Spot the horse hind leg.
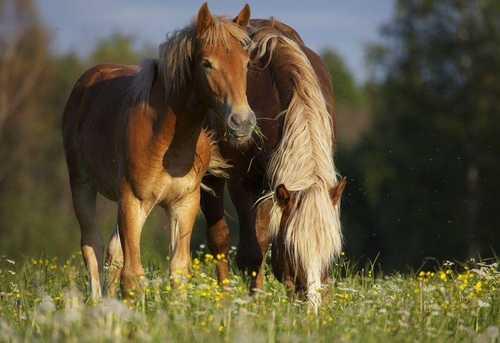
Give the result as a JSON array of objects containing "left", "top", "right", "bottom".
[
  {"left": 105, "top": 226, "right": 123, "bottom": 297},
  {"left": 200, "top": 175, "right": 231, "bottom": 284},
  {"left": 71, "top": 182, "right": 104, "bottom": 300},
  {"left": 228, "top": 180, "right": 268, "bottom": 292}
]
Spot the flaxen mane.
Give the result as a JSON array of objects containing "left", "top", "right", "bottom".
[
  {"left": 158, "top": 17, "right": 252, "bottom": 99},
  {"left": 129, "top": 17, "right": 252, "bottom": 105},
  {"left": 253, "top": 28, "right": 342, "bottom": 305}
]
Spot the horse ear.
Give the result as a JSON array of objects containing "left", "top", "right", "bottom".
[
  {"left": 197, "top": 2, "right": 214, "bottom": 37},
  {"left": 330, "top": 177, "right": 347, "bottom": 206},
  {"left": 275, "top": 184, "right": 290, "bottom": 207},
  {"left": 233, "top": 4, "right": 251, "bottom": 27}
]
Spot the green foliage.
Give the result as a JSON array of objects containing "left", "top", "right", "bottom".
[
  {"left": 321, "top": 49, "right": 364, "bottom": 108},
  {"left": 90, "top": 33, "right": 142, "bottom": 65},
  {"left": 0, "top": 255, "right": 498, "bottom": 342},
  {"left": 342, "top": 0, "right": 500, "bottom": 269},
  {"left": 0, "top": 3, "right": 162, "bottom": 259}
]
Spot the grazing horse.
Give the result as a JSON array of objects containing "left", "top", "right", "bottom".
[
  {"left": 201, "top": 19, "right": 346, "bottom": 308},
  {"left": 62, "top": 3, "right": 255, "bottom": 299}
]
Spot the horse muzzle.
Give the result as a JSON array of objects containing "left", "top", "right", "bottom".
[{"left": 226, "top": 111, "right": 256, "bottom": 143}]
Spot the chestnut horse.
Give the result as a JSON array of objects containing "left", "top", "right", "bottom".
[
  {"left": 62, "top": 3, "right": 255, "bottom": 299},
  {"left": 201, "top": 19, "right": 346, "bottom": 308}
]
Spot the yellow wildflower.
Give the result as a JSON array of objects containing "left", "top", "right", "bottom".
[
  {"left": 205, "top": 254, "right": 214, "bottom": 262},
  {"left": 474, "top": 281, "right": 482, "bottom": 293}
]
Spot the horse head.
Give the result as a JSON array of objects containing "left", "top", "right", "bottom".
[
  {"left": 271, "top": 177, "right": 347, "bottom": 306},
  {"left": 193, "top": 3, "right": 256, "bottom": 146}
]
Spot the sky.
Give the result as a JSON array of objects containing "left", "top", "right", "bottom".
[{"left": 37, "top": 0, "right": 394, "bottom": 82}]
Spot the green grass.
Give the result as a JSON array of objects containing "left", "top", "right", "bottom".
[{"left": 0, "top": 252, "right": 498, "bottom": 342}]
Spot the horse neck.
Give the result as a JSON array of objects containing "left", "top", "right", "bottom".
[{"left": 150, "top": 77, "right": 207, "bottom": 145}]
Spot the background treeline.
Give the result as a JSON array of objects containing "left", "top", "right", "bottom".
[{"left": 0, "top": 0, "right": 498, "bottom": 271}]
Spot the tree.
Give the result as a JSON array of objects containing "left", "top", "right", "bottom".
[
  {"left": 0, "top": 2, "right": 160, "bottom": 259},
  {"left": 321, "top": 49, "right": 371, "bottom": 146},
  {"left": 90, "top": 33, "right": 143, "bottom": 66},
  {"left": 321, "top": 49, "right": 363, "bottom": 108},
  {"left": 345, "top": 0, "right": 500, "bottom": 269},
  {"left": 0, "top": 0, "right": 48, "bottom": 139}
]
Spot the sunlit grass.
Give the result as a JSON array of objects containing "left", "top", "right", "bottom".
[{"left": 0, "top": 251, "right": 498, "bottom": 342}]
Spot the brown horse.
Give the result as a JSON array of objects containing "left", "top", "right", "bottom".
[
  {"left": 62, "top": 3, "right": 255, "bottom": 299},
  {"left": 201, "top": 19, "right": 346, "bottom": 308}
]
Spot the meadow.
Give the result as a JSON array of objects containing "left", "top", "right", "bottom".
[{"left": 0, "top": 251, "right": 498, "bottom": 342}]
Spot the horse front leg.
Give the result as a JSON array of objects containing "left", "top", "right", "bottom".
[
  {"left": 118, "top": 184, "right": 150, "bottom": 298},
  {"left": 167, "top": 190, "right": 200, "bottom": 286}
]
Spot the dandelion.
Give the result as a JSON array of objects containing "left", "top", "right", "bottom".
[{"left": 439, "top": 271, "right": 447, "bottom": 282}]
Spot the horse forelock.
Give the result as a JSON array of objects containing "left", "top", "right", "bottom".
[
  {"left": 254, "top": 29, "right": 342, "bottom": 301},
  {"left": 157, "top": 17, "right": 252, "bottom": 100}
]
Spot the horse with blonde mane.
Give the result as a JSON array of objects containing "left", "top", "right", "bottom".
[
  {"left": 62, "top": 3, "right": 255, "bottom": 299},
  {"left": 201, "top": 19, "right": 346, "bottom": 309}
]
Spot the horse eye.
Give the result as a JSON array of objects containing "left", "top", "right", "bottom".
[{"left": 202, "top": 59, "right": 213, "bottom": 69}]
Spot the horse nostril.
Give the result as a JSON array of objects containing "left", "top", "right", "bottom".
[
  {"left": 227, "top": 112, "right": 256, "bottom": 136},
  {"left": 228, "top": 113, "right": 243, "bottom": 129}
]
